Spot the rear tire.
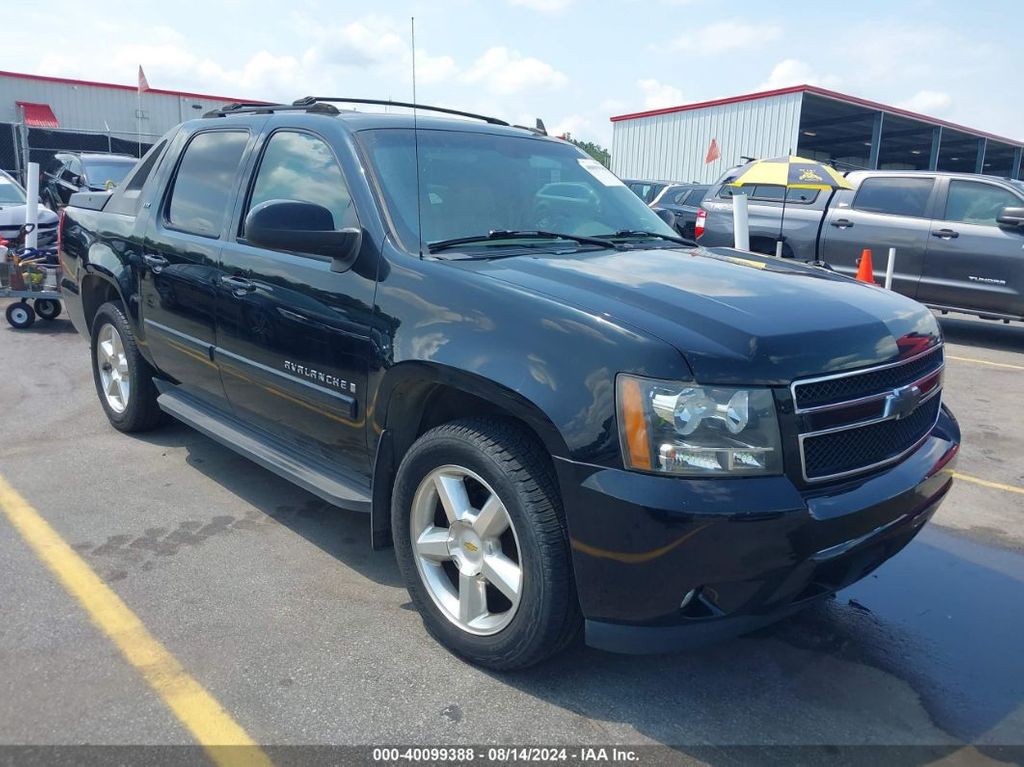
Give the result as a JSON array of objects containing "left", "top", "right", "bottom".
[
  {"left": 90, "top": 302, "right": 163, "bottom": 432},
  {"left": 6, "top": 301, "right": 35, "bottom": 329},
  {"left": 392, "top": 418, "right": 581, "bottom": 670}
]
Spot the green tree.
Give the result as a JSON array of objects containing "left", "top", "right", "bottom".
[{"left": 561, "top": 133, "right": 611, "bottom": 169}]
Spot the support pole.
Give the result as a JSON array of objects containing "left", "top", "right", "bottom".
[
  {"left": 869, "top": 112, "right": 884, "bottom": 170},
  {"left": 929, "top": 126, "right": 942, "bottom": 171},
  {"left": 25, "top": 161, "right": 39, "bottom": 250},
  {"left": 884, "top": 247, "right": 896, "bottom": 290},
  {"left": 733, "top": 193, "right": 750, "bottom": 251}
]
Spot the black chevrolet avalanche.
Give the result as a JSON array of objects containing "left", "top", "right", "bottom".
[{"left": 58, "top": 99, "right": 961, "bottom": 669}]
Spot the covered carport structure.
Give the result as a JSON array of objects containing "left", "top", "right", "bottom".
[
  {"left": 794, "top": 87, "right": 1022, "bottom": 177},
  {"left": 610, "top": 85, "right": 1023, "bottom": 184}
]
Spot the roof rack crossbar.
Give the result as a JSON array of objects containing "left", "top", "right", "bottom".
[
  {"left": 203, "top": 101, "right": 340, "bottom": 118},
  {"left": 297, "top": 97, "right": 509, "bottom": 126}
]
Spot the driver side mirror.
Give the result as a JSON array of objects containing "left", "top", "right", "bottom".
[
  {"left": 996, "top": 206, "right": 1024, "bottom": 230},
  {"left": 244, "top": 199, "right": 362, "bottom": 272}
]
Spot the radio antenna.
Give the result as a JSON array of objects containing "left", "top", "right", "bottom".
[{"left": 411, "top": 16, "right": 423, "bottom": 259}]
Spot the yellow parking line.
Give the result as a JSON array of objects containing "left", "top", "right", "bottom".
[
  {"left": 946, "top": 354, "right": 1024, "bottom": 371},
  {"left": 0, "top": 474, "right": 272, "bottom": 767},
  {"left": 952, "top": 472, "right": 1024, "bottom": 496}
]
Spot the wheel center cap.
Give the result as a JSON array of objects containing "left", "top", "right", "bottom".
[{"left": 448, "top": 522, "right": 484, "bottom": 574}]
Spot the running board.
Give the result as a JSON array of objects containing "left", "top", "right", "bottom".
[{"left": 156, "top": 388, "right": 371, "bottom": 513}]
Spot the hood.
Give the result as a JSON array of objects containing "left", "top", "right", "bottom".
[
  {"left": 0, "top": 204, "right": 58, "bottom": 226},
  {"left": 452, "top": 246, "right": 940, "bottom": 385}
]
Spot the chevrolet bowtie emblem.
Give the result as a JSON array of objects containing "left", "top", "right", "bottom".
[
  {"left": 463, "top": 541, "right": 479, "bottom": 553},
  {"left": 884, "top": 384, "right": 922, "bottom": 420}
]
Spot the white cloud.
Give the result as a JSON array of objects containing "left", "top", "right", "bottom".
[
  {"left": 898, "top": 89, "right": 952, "bottom": 115},
  {"left": 508, "top": 0, "right": 573, "bottom": 10},
  {"left": 758, "top": 59, "right": 840, "bottom": 90},
  {"left": 416, "top": 51, "right": 459, "bottom": 84},
  {"left": 549, "top": 114, "right": 591, "bottom": 138},
  {"left": 460, "top": 47, "right": 567, "bottom": 94},
  {"left": 637, "top": 78, "right": 683, "bottom": 109},
  {"left": 669, "top": 21, "right": 782, "bottom": 55}
]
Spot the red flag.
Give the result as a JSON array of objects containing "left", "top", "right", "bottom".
[
  {"left": 138, "top": 65, "right": 150, "bottom": 93},
  {"left": 705, "top": 138, "right": 721, "bottom": 164}
]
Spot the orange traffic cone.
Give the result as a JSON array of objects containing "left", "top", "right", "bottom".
[{"left": 856, "top": 248, "right": 876, "bottom": 284}]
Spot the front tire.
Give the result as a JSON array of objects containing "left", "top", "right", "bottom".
[
  {"left": 392, "top": 418, "right": 581, "bottom": 670},
  {"left": 90, "top": 302, "right": 163, "bottom": 432}
]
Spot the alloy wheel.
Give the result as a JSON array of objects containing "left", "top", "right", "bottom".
[
  {"left": 410, "top": 465, "right": 523, "bottom": 635},
  {"left": 96, "top": 322, "right": 131, "bottom": 414}
]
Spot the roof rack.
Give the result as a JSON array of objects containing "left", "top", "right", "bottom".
[
  {"left": 202, "top": 97, "right": 544, "bottom": 135},
  {"left": 294, "top": 97, "right": 509, "bottom": 126},
  {"left": 202, "top": 101, "right": 340, "bottom": 118}
]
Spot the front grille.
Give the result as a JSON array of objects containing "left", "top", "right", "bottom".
[
  {"left": 802, "top": 394, "right": 941, "bottom": 480},
  {"left": 794, "top": 346, "right": 943, "bottom": 410},
  {"left": 793, "top": 346, "right": 944, "bottom": 483}
]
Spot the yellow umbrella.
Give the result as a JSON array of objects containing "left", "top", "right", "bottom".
[
  {"left": 727, "top": 156, "right": 852, "bottom": 256},
  {"left": 728, "top": 155, "right": 853, "bottom": 191}
]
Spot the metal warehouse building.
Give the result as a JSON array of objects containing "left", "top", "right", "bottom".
[
  {"left": 0, "top": 70, "right": 255, "bottom": 182},
  {"left": 610, "top": 84, "right": 1024, "bottom": 185}
]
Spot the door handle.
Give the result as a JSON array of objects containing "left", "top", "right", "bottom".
[
  {"left": 220, "top": 274, "right": 256, "bottom": 295},
  {"left": 142, "top": 254, "right": 169, "bottom": 273},
  {"left": 932, "top": 228, "right": 959, "bottom": 239},
  {"left": 830, "top": 218, "right": 854, "bottom": 228}
]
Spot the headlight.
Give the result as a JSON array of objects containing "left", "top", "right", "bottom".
[{"left": 616, "top": 374, "right": 782, "bottom": 476}]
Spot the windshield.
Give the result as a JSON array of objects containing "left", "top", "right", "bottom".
[
  {"left": 358, "top": 128, "right": 676, "bottom": 252},
  {"left": 83, "top": 159, "right": 135, "bottom": 186},
  {"left": 0, "top": 174, "right": 26, "bottom": 204}
]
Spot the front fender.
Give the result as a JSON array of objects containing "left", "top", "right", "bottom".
[{"left": 368, "top": 251, "right": 691, "bottom": 467}]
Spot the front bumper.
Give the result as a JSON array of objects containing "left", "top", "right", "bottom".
[{"left": 553, "top": 405, "right": 960, "bottom": 654}]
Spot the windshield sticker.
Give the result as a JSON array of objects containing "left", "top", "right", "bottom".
[{"left": 577, "top": 158, "right": 624, "bottom": 187}]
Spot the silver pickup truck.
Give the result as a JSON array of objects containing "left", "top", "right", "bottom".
[{"left": 699, "top": 169, "right": 1024, "bottom": 322}]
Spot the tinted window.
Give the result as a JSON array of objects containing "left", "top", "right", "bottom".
[
  {"left": 82, "top": 159, "right": 136, "bottom": 187},
  {"left": 246, "top": 131, "right": 357, "bottom": 232},
  {"left": 943, "top": 180, "right": 1021, "bottom": 227},
  {"left": 717, "top": 185, "right": 817, "bottom": 203},
  {"left": 683, "top": 188, "right": 707, "bottom": 206},
  {"left": 853, "top": 177, "right": 933, "bottom": 218},
  {"left": 167, "top": 131, "right": 248, "bottom": 237}
]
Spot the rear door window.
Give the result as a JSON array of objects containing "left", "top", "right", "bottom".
[
  {"left": 683, "top": 188, "right": 707, "bottom": 206},
  {"left": 853, "top": 177, "right": 934, "bottom": 218},
  {"left": 165, "top": 131, "right": 249, "bottom": 238},
  {"left": 942, "top": 180, "right": 1021, "bottom": 227}
]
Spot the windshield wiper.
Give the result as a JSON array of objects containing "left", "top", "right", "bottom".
[
  {"left": 428, "top": 230, "right": 620, "bottom": 253},
  {"left": 603, "top": 230, "right": 697, "bottom": 247}
]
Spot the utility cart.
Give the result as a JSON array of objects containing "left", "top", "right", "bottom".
[{"left": 1, "top": 224, "right": 62, "bottom": 329}]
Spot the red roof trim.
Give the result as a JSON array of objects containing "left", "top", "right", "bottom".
[
  {"left": 16, "top": 101, "right": 59, "bottom": 128},
  {"left": 610, "top": 84, "right": 1023, "bottom": 147},
  {"left": 1, "top": 69, "right": 269, "bottom": 105}
]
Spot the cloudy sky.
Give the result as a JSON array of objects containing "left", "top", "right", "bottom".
[{"left": 6, "top": 0, "right": 1021, "bottom": 146}]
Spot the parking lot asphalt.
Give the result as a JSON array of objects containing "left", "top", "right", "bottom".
[{"left": 0, "top": 304, "right": 1022, "bottom": 758}]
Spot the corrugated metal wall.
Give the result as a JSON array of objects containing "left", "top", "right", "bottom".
[
  {"left": 611, "top": 92, "right": 804, "bottom": 184},
  {"left": 0, "top": 75, "right": 233, "bottom": 141}
]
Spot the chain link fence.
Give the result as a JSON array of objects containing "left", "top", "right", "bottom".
[{"left": 0, "top": 123, "right": 160, "bottom": 185}]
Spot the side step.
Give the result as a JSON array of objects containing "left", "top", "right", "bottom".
[{"left": 157, "top": 387, "right": 371, "bottom": 513}]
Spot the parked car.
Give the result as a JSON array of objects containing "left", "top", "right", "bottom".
[
  {"left": 650, "top": 183, "right": 709, "bottom": 239},
  {"left": 60, "top": 99, "right": 959, "bottom": 670},
  {"left": 41, "top": 152, "right": 138, "bottom": 209},
  {"left": 0, "top": 168, "right": 58, "bottom": 245},
  {"left": 623, "top": 178, "right": 677, "bottom": 204},
  {"left": 699, "top": 168, "right": 1024, "bottom": 322}
]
